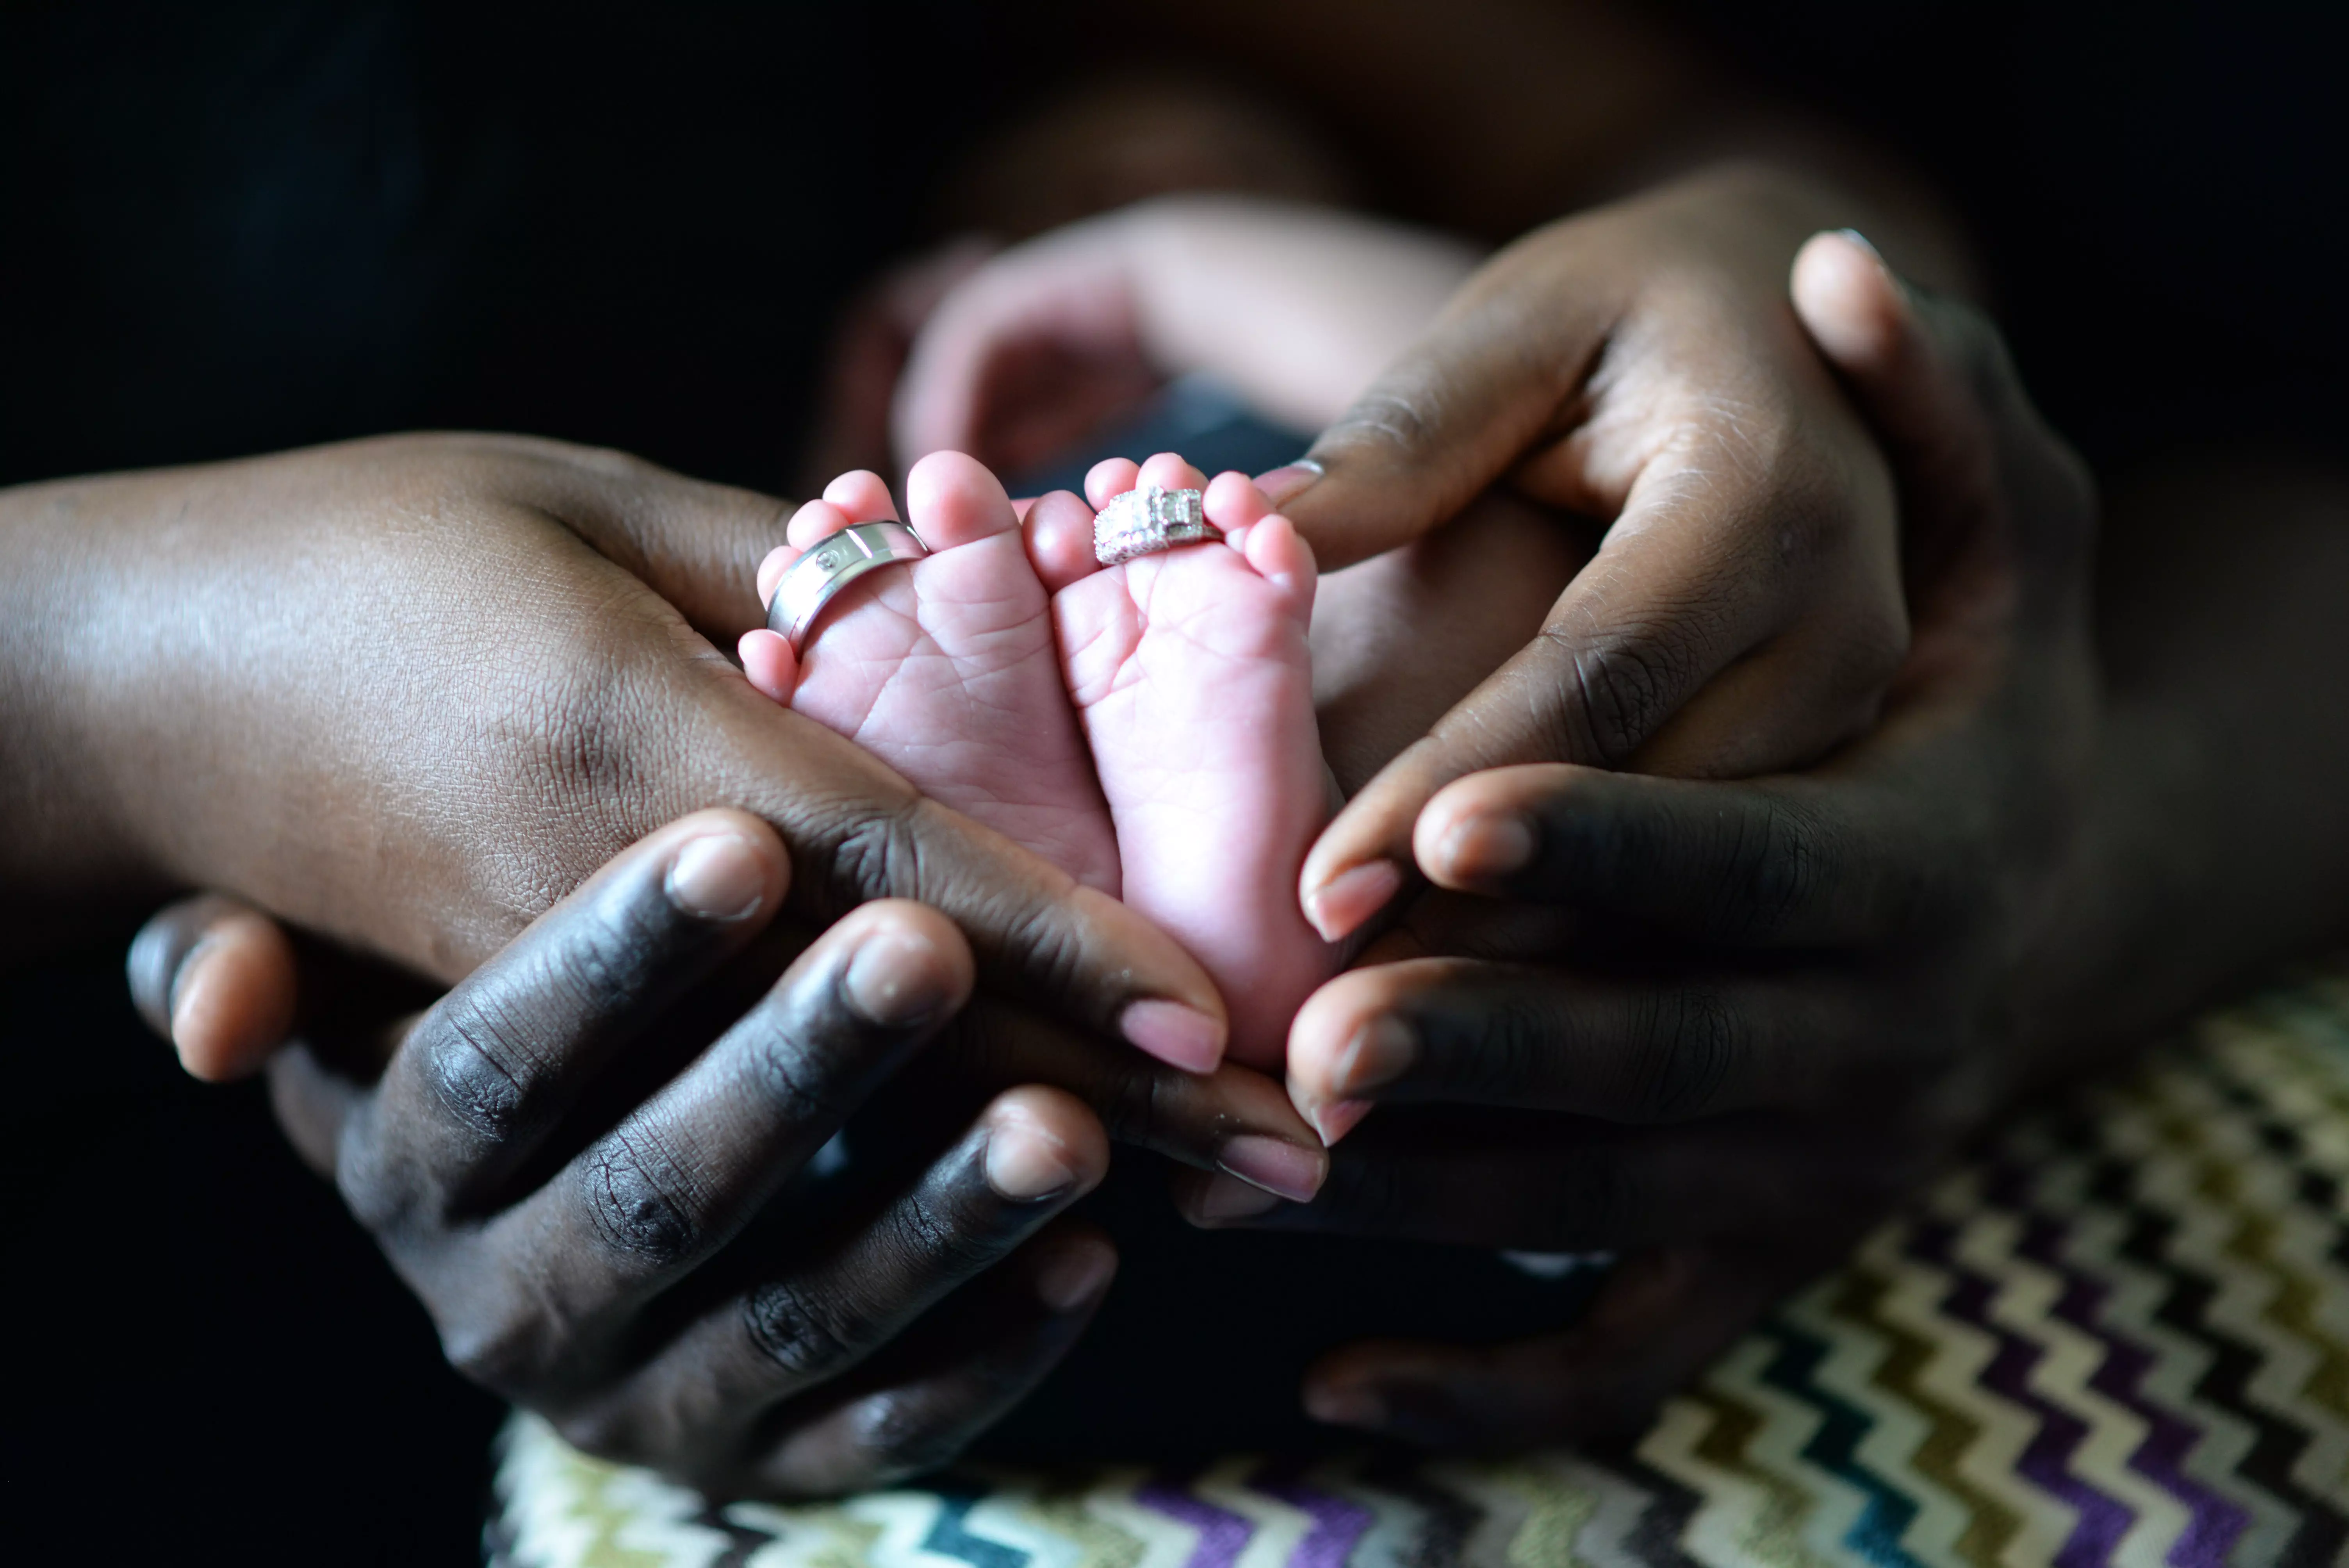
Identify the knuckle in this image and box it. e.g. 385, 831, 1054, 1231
821, 799, 930, 909
576, 1127, 709, 1265
1709, 793, 1826, 939
417, 1003, 538, 1144
1543, 629, 1699, 766
737, 1012, 838, 1126
744, 1280, 869, 1383
889, 1181, 1009, 1278
1449, 993, 1560, 1104
1625, 987, 1743, 1121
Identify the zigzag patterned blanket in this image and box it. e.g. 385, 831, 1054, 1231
487, 975, 2349, 1566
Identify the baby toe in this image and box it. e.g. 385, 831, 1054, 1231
1085, 456, 1142, 509
820, 469, 902, 523
905, 450, 1021, 549
756, 542, 800, 607
786, 497, 855, 549
1204, 470, 1278, 532
1025, 490, 1102, 592
1239, 512, 1318, 618
738, 627, 799, 703
1136, 451, 1210, 493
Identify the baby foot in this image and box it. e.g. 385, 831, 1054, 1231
1042, 452, 1339, 1069
740, 452, 1120, 896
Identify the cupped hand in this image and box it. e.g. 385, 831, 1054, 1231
15, 432, 1239, 1074
128, 811, 1316, 1494
1186, 233, 2101, 1448
1287, 165, 1922, 944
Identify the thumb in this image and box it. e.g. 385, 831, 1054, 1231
1279, 279, 1613, 569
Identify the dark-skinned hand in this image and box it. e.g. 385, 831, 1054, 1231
1178, 232, 2101, 1449
127, 811, 1320, 1495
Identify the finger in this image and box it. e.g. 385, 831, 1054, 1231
459, 901, 978, 1354
1793, 230, 2096, 604
745, 1222, 1116, 1496
1302, 1245, 1804, 1449
1173, 1109, 1818, 1250
1407, 763, 1931, 946
572, 1086, 1109, 1452
1284, 957, 1864, 1136
1023, 490, 1100, 592
346, 810, 790, 1210
681, 674, 1233, 1069
127, 893, 298, 1082
1298, 455, 1903, 944
940, 998, 1327, 1199
1277, 271, 1615, 569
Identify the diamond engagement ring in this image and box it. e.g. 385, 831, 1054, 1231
768, 521, 930, 654
1093, 485, 1221, 567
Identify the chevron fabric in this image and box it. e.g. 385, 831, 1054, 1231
486, 973, 2349, 1567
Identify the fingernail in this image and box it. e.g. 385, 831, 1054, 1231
841, 930, 956, 1025
1835, 227, 1882, 262
1334, 1015, 1416, 1096
1303, 859, 1402, 943
984, 1118, 1081, 1201
1120, 999, 1226, 1073
1253, 460, 1323, 505
1191, 1171, 1282, 1224
1217, 1134, 1326, 1202
1303, 1377, 1386, 1428
1310, 1097, 1374, 1146
1034, 1238, 1116, 1312
164, 937, 220, 1046
1438, 812, 1536, 884
665, 832, 768, 921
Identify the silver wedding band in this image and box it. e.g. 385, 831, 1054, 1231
1093, 485, 1221, 567
768, 521, 930, 654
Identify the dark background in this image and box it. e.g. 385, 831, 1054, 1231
4, 2, 2342, 1560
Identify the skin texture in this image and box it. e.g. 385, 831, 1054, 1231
749, 447, 1338, 1072
123, 236, 2349, 1467
7, 433, 1345, 1491
742, 456, 1123, 899
0, 433, 1249, 1071
130, 812, 1331, 1493
1056, 454, 1335, 1070
1191, 237, 2349, 1449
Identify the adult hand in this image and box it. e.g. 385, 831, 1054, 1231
128, 812, 1310, 1494
1287, 164, 1932, 943
4, 432, 1251, 1079
1183, 233, 2101, 1448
